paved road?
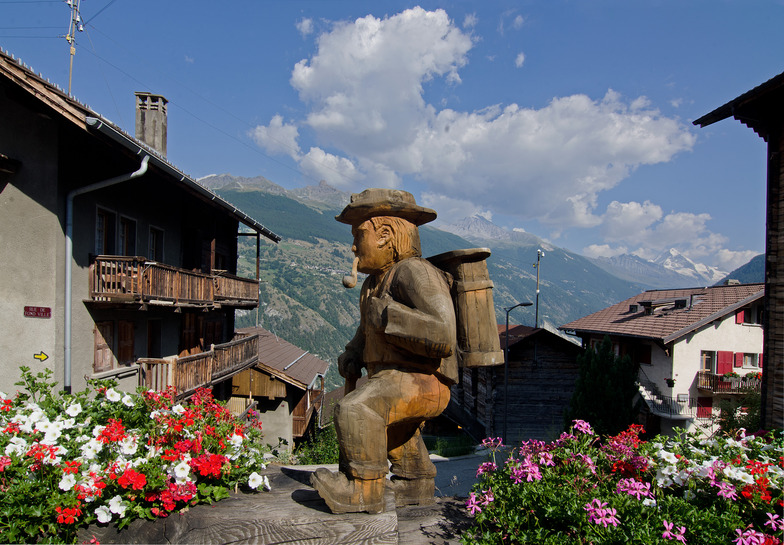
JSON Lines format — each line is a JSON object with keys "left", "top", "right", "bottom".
{"left": 432, "top": 451, "right": 488, "bottom": 499}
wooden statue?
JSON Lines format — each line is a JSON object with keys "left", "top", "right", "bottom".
{"left": 311, "top": 188, "right": 458, "bottom": 514}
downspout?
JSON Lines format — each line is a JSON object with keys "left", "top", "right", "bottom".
{"left": 63, "top": 154, "right": 149, "bottom": 393}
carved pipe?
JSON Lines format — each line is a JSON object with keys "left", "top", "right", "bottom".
{"left": 343, "top": 256, "right": 359, "bottom": 288}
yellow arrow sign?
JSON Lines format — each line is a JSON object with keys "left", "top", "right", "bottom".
{"left": 34, "top": 352, "right": 48, "bottom": 362}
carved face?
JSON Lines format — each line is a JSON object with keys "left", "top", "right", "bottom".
{"left": 351, "top": 220, "right": 394, "bottom": 275}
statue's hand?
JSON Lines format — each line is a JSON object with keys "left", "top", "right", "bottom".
{"left": 366, "top": 294, "right": 392, "bottom": 330}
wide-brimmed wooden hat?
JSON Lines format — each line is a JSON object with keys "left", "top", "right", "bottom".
{"left": 335, "top": 188, "right": 437, "bottom": 226}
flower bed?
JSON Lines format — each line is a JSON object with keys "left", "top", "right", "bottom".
{"left": 0, "top": 367, "right": 271, "bottom": 544}
{"left": 463, "top": 421, "right": 784, "bottom": 544}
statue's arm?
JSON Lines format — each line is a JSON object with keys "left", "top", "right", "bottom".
{"left": 371, "top": 261, "right": 455, "bottom": 359}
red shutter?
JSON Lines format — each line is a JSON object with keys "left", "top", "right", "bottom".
{"left": 717, "top": 351, "right": 734, "bottom": 374}
{"left": 758, "top": 354, "right": 763, "bottom": 368}
{"left": 697, "top": 397, "right": 713, "bottom": 418}
{"left": 736, "top": 310, "right": 744, "bottom": 324}
{"left": 734, "top": 352, "right": 743, "bottom": 368}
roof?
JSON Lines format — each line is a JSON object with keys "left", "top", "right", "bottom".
{"left": 693, "top": 70, "right": 784, "bottom": 142}
{"left": 560, "top": 283, "right": 764, "bottom": 344}
{"left": 237, "top": 326, "right": 329, "bottom": 390}
{"left": 498, "top": 323, "right": 582, "bottom": 349}
{"left": 0, "top": 48, "right": 280, "bottom": 243}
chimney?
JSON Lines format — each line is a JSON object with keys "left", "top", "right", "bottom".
{"left": 135, "top": 92, "right": 168, "bottom": 156}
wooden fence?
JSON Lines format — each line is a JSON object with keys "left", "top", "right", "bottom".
{"left": 138, "top": 334, "right": 259, "bottom": 399}
{"left": 90, "top": 256, "right": 257, "bottom": 306}
{"left": 697, "top": 371, "right": 762, "bottom": 394}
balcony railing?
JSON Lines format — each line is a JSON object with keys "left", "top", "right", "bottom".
{"left": 697, "top": 371, "right": 762, "bottom": 394}
{"left": 138, "top": 334, "right": 259, "bottom": 400}
{"left": 89, "top": 256, "right": 258, "bottom": 307}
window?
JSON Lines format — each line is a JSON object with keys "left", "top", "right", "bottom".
{"left": 119, "top": 217, "right": 137, "bottom": 255}
{"left": 637, "top": 344, "right": 652, "bottom": 365}
{"left": 736, "top": 306, "right": 763, "bottom": 325}
{"left": 95, "top": 208, "right": 116, "bottom": 255}
{"left": 149, "top": 227, "right": 164, "bottom": 261}
{"left": 700, "top": 351, "right": 716, "bottom": 373}
{"left": 94, "top": 321, "right": 115, "bottom": 373}
{"left": 743, "top": 353, "right": 760, "bottom": 368}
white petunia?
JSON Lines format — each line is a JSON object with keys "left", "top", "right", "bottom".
{"left": 642, "top": 498, "right": 657, "bottom": 507}
{"left": 121, "top": 394, "right": 135, "bottom": 407}
{"left": 59, "top": 474, "right": 77, "bottom": 491}
{"left": 41, "top": 429, "right": 62, "bottom": 445}
{"left": 105, "top": 388, "right": 122, "bottom": 402}
{"left": 248, "top": 472, "right": 264, "bottom": 489}
{"left": 658, "top": 450, "right": 678, "bottom": 464}
{"left": 171, "top": 404, "right": 185, "bottom": 415}
{"left": 120, "top": 436, "right": 138, "bottom": 456}
{"left": 174, "top": 460, "right": 190, "bottom": 480}
{"left": 95, "top": 505, "right": 112, "bottom": 524}
{"left": 65, "top": 403, "right": 82, "bottom": 417}
{"left": 229, "top": 434, "right": 243, "bottom": 448}
{"left": 108, "top": 495, "right": 127, "bottom": 517}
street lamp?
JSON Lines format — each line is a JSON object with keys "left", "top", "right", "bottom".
{"left": 533, "top": 249, "right": 544, "bottom": 328}
{"left": 503, "top": 301, "right": 532, "bottom": 445}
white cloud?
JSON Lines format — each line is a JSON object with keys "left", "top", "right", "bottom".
{"left": 515, "top": 52, "right": 525, "bottom": 68}
{"left": 184, "top": 55, "right": 195, "bottom": 64}
{"left": 463, "top": 13, "right": 478, "bottom": 28}
{"left": 249, "top": 115, "right": 301, "bottom": 159}
{"left": 420, "top": 193, "right": 490, "bottom": 224}
{"left": 255, "top": 7, "right": 696, "bottom": 235}
{"left": 296, "top": 18, "right": 314, "bottom": 37}
{"left": 583, "top": 244, "right": 629, "bottom": 259}
{"left": 715, "top": 249, "right": 760, "bottom": 271}
{"left": 299, "top": 147, "right": 362, "bottom": 188}
{"left": 512, "top": 15, "right": 524, "bottom": 29}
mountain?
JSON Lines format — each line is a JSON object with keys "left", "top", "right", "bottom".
{"left": 589, "top": 249, "right": 728, "bottom": 289}
{"left": 716, "top": 253, "right": 765, "bottom": 285}
{"left": 653, "top": 248, "right": 727, "bottom": 286}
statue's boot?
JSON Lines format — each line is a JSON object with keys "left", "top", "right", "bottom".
{"left": 310, "top": 468, "right": 385, "bottom": 514}
{"left": 386, "top": 476, "right": 435, "bottom": 507}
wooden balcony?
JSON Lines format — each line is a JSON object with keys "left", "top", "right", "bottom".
{"left": 89, "top": 255, "right": 258, "bottom": 308}
{"left": 697, "top": 371, "right": 762, "bottom": 394}
{"left": 138, "top": 334, "right": 259, "bottom": 400}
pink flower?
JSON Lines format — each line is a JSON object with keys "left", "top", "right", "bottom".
{"left": 616, "top": 478, "right": 652, "bottom": 500}
{"left": 733, "top": 528, "right": 766, "bottom": 545}
{"left": 476, "top": 462, "right": 497, "bottom": 478}
{"left": 662, "top": 520, "right": 687, "bottom": 543}
{"left": 584, "top": 499, "right": 619, "bottom": 528}
{"left": 573, "top": 420, "right": 594, "bottom": 435}
{"left": 481, "top": 437, "right": 504, "bottom": 450}
{"left": 480, "top": 489, "right": 494, "bottom": 506}
{"left": 466, "top": 492, "right": 482, "bottom": 515}
{"left": 717, "top": 481, "right": 738, "bottom": 501}
{"left": 765, "top": 513, "right": 783, "bottom": 532}
{"left": 0, "top": 456, "right": 11, "bottom": 472}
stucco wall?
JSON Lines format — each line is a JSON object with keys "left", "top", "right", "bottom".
{"left": 0, "top": 95, "right": 63, "bottom": 394}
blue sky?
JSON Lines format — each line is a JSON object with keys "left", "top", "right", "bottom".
{"left": 3, "top": 1, "right": 782, "bottom": 271}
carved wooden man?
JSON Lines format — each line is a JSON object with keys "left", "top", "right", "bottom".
{"left": 311, "top": 188, "right": 457, "bottom": 514}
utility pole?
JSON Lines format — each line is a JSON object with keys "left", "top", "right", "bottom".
{"left": 533, "top": 249, "right": 544, "bottom": 328}
{"left": 65, "top": 0, "right": 83, "bottom": 95}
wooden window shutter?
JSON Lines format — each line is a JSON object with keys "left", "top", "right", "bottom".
{"left": 759, "top": 354, "right": 763, "bottom": 368}
{"left": 696, "top": 396, "right": 712, "bottom": 418}
{"left": 118, "top": 321, "right": 135, "bottom": 365}
{"left": 717, "top": 351, "right": 734, "bottom": 374}
{"left": 736, "top": 310, "right": 745, "bottom": 324}
{"left": 94, "top": 322, "right": 115, "bottom": 373}
{"left": 734, "top": 352, "right": 743, "bottom": 368}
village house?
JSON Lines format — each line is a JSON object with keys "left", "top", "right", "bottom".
{"left": 233, "top": 326, "right": 328, "bottom": 447}
{"left": 560, "top": 283, "right": 764, "bottom": 436}
{"left": 0, "top": 48, "right": 281, "bottom": 400}
{"left": 447, "top": 325, "right": 582, "bottom": 444}
{"left": 693, "top": 71, "right": 784, "bottom": 431}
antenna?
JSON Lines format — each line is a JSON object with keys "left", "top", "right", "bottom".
{"left": 533, "top": 249, "right": 544, "bottom": 328}
{"left": 65, "top": 0, "right": 84, "bottom": 95}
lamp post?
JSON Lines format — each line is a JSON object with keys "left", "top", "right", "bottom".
{"left": 533, "top": 249, "right": 544, "bottom": 328}
{"left": 503, "top": 301, "right": 532, "bottom": 444}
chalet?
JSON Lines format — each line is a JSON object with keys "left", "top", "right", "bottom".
{"left": 450, "top": 325, "right": 582, "bottom": 444}
{"left": 560, "top": 283, "right": 764, "bottom": 436}
{"left": 0, "top": 48, "right": 280, "bottom": 399}
{"left": 233, "top": 327, "right": 328, "bottom": 447}
{"left": 693, "top": 72, "right": 784, "bottom": 430}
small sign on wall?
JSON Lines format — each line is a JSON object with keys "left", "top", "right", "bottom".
{"left": 24, "top": 306, "right": 51, "bottom": 318}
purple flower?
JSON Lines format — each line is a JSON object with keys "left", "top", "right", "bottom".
{"left": 480, "top": 489, "right": 494, "bottom": 506}
{"left": 476, "top": 461, "right": 497, "bottom": 478}
{"left": 662, "top": 520, "right": 687, "bottom": 543}
{"left": 765, "top": 512, "right": 783, "bottom": 532}
{"left": 573, "top": 420, "right": 594, "bottom": 435}
{"left": 733, "top": 528, "right": 766, "bottom": 545}
{"left": 716, "top": 481, "right": 738, "bottom": 501}
{"left": 538, "top": 451, "right": 555, "bottom": 467}
{"left": 584, "top": 499, "right": 619, "bottom": 528}
{"left": 481, "top": 437, "right": 504, "bottom": 450}
{"left": 510, "top": 455, "right": 542, "bottom": 484}
{"left": 466, "top": 492, "right": 482, "bottom": 515}
{"left": 616, "top": 477, "right": 652, "bottom": 500}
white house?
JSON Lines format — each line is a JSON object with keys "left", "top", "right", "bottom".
{"left": 561, "top": 283, "right": 764, "bottom": 436}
